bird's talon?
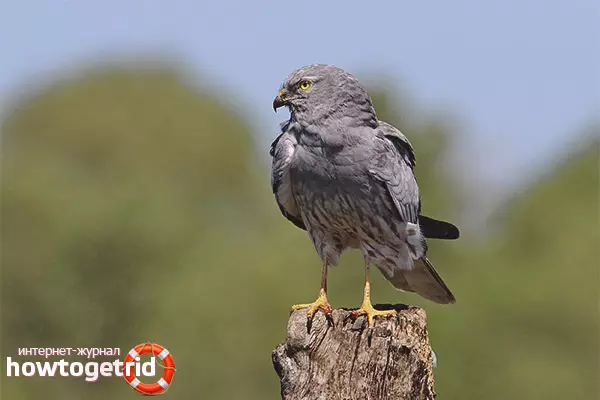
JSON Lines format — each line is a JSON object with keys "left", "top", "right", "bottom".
{"left": 291, "top": 290, "right": 332, "bottom": 321}
{"left": 352, "top": 303, "right": 397, "bottom": 328}
{"left": 325, "top": 313, "right": 333, "bottom": 326}
{"left": 367, "top": 327, "right": 373, "bottom": 343}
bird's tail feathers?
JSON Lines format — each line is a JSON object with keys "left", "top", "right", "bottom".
{"left": 419, "top": 215, "right": 460, "bottom": 240}
{"left": 378, "top": 257, "right": 456, "bottom": 304}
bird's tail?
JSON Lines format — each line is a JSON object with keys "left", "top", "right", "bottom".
{"left": 380, "top": 257, "right": 456, "bottom": 304}
{"left": 418, "top": 215, "right": 460, "bottom": 240}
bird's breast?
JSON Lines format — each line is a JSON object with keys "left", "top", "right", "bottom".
{"left": 291, "top": 145, "right": 367, "bottom": 192}
{"left": 290, "top": 145, "right": 386, "bottom": 228}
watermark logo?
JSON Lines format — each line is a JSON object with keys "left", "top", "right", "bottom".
{"left": 123, "top": 343, "right": 176, "bottom": 395}
{"left": 5, "top": 343, "right": 176, "bottom": 395}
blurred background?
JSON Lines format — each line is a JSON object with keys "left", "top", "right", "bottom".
{"left": 1, "top": 1, "right": 598, "bottom": 399}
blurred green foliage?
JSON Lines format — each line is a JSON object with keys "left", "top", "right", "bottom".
{"left": 1, "top": 63, "right": 598, "bottom": 399}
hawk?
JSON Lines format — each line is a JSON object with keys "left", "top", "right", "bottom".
{"left": 271, "top": 64, "right": 459, "bottom": 326}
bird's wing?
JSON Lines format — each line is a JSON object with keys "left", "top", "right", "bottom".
{"left": 377, "top": 121, "right": 416, "bottom": 169}
{"left": 378, "top": 121, "right": 460, "bottom": 240}
{"left": 369, "top": 122, "right": 455, "bottom": 304}
{"left": 270, "top": 132, "right": 306, "bottom": 230}
{"left": 368, "top": 123, "right": 421, "bottom": 225}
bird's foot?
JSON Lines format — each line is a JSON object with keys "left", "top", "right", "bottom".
{"left": 291, "top": 289, "right": 332, "bottom": 323}
{"left": 352, "top": 302, "right": 397, "bottom": 328}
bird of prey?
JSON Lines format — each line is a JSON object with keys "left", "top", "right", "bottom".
{"left": 270, "top": 64, "right": 459, "bottom": 326}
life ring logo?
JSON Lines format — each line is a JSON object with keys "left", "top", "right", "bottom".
{"left": 122, "top": 343, "right": 176, "bottom": 395}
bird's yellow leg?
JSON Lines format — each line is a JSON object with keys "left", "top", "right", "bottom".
{"left": 353, "top": 262, "right": 396, "bottom": 326}
{"left": 292, "top": 260, "right": 332, "bottom": 319}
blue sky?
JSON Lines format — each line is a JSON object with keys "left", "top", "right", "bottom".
{"left": 1, "top": 0, "right": 598, "bottom": 196}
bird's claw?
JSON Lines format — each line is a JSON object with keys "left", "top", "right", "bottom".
{"left": 367, "top": 327, "right": 373, "bottom": 344}
{"left": 352, "top": 303, "right": 397, "bottom": 328}
{"left": 291, "top": 289, "right": 332, "bottom": 330}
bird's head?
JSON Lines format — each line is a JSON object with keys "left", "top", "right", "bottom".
{"left": 273, "top": 64, "right": 377, "bottom": 127}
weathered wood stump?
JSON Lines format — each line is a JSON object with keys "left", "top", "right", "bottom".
{"left": 272, "top": 305, "right": 435, "bottom": 400}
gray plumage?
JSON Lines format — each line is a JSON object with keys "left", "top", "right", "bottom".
{"left": 270, "top": 64, "right": 456, "bottom": 304}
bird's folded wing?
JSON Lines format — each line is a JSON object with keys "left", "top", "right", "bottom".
{"left": 377, "top": 121, "right": 416, "bottom": 169}
{"left": 270, "top": 133, "right": 306, "bottom": 230}
{"left": 368, "top": 125, "right": 421, "bottom": 225}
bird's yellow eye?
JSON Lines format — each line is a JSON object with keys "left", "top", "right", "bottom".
{"left": 299, "top": 81, "right": 311, "bottom": 90}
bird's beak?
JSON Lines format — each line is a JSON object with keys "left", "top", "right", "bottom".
{"left": 273, "top": 89, "right": 287, "bottom": 112}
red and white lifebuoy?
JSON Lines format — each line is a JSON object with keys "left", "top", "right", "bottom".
{"left": 123, "top": 343, "right": 176, "bottom": 395}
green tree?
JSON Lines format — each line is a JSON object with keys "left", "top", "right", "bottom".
{"left": 434, "top": 139, "right": 599, "bottom": 399}
{"left": 1, "top": 64, "right": 287, "bottom": 399}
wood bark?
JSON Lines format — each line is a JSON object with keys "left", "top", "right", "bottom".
{"left": 272, "top": 305, "right": 436, "bottom": 400}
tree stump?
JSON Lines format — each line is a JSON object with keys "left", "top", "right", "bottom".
{"left": 272, "top": 305, "right": 435, "bottom": 400}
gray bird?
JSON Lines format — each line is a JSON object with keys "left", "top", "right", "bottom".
{"left": 270, "top": 64, "right": 458, "bottom": 326}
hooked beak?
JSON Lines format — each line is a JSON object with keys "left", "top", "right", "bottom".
{"left": 272, "top": 89, "right": 288, "bottom": 112}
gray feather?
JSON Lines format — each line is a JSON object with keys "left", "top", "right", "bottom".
{"left": 270, "top": 132, "right": 305, "bottom": 230}
{"left": 378, "top": 121, "right": 416, "bottom": 169}
{"left": 379, "top": 257, "right": 455, "bottom": 304}
{"left": 368, "top": 127, "right": 421, "bottom": 225}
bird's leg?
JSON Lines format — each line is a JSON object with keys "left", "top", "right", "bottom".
{"left": 352, "top": 260, "right": 396, "bottom": 327}
{"left": 292, "top": 259, "right": 332, "bottom": 321}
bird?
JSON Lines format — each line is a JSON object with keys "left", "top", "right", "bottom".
{"left": 270, "top": 64, "right": 459, "bottom": 327}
